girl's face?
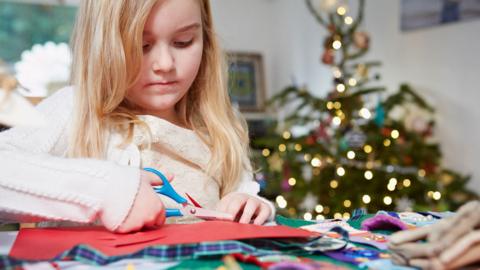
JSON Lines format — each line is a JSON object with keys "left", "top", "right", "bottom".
{"left": 127, "top": 0, "right": 203, "bottom": 124}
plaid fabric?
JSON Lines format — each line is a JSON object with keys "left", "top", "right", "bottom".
{"left": 350, "top": 208, "right": 367, "bottom": 221}
{"left": 0, "top": 240, "right": 280, "bottom": 269}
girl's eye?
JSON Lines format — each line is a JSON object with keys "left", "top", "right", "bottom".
{"left": 143, "top": 44, "right": 152, "bottom": 52}
{"left": 174, "top": 39, "right": 193, "bottom": 48}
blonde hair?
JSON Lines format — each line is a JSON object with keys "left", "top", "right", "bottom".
{"left": 69, "top": 0, "right": 251, "bottom": 196}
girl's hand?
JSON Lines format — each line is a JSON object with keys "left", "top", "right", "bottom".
{"left": 115, "top": 170, "right": 174, "bottom": 233}
{"left": 216, "top": 193, "right": 271, "bottom": 225}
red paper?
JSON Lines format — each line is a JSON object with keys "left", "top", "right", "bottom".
{"left": 9, "top": 221, "right": 316, "bottom": 260}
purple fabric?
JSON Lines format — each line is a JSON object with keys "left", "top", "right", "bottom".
{"left": 361, "top": 214, "right": 408, "bottom": 231}
{"left": 323, "top": 247, "right": 388, "bottom": 265}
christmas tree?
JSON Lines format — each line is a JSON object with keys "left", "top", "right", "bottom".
{"left": 252, "top": 0, "right": 477, "bottom": 220}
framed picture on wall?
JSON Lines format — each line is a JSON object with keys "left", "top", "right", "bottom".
{"left": 227, "top": 52, "right": 266, "bottom": 112}
{"left": 401, "top": 0, "right": 480, "bottom": 31}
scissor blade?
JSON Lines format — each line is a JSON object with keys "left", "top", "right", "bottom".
{"left": 181, "top": 206, "right": 234, "bottom": 221}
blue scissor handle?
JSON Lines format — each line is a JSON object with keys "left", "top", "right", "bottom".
{"left": 165, "top": 209, "right": 183, "bottom": 217}
{"left": 143, "top": 167, "right": 188, "bottom": 218}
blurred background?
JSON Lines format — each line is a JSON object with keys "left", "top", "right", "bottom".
{"left": 1, "top": 0, "right": 479, "bottom": 220}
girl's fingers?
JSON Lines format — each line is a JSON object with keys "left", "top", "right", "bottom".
{"left": 226, "top": 197, "right": 246, "bottom": 221}
{"left": 239, "top": 198, "right": 258, "bottom": 224}
{"left": 254, "top": 203, "right": 271, "bottom": 225}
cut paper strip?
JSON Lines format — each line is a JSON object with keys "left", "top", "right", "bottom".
{"left": 301, "top": 220, "right": 369, "bottom": 237}
{"left": 10, "top": 221, "right": 317, "bottom": 260}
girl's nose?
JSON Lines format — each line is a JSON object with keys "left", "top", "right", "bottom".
{"left": 152, "top": 46, "right": 174, "bottom": 72}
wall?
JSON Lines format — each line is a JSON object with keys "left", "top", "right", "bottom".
{"left": 211, "top": 0, "right": 480, "bottom": 192}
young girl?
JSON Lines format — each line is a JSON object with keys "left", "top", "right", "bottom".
{"left": 0, "top": 0, "right": 273, "bottom": 233}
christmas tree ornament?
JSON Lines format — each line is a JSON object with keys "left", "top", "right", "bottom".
{"left": 344, "top": 129, "right": 366, "bottom": 148}
{"left": 374, "top": 102, "right": 386, "bottom": 127}
{"left": 388, "top": 105, "right": 406, "bottom": 121}
{"left": 267, "top": 153, "right": 284, "bottom": 172}
{"left": 281, "top": 178, "right": 292, "bottom": 192}
{"left": 312, "top": 0, "right": 339, "bottom": 13}
{"left": 300, "top": 193, "right": 318, "bottom": 212}
{"left": 302, "top": 165, "right": 313, "bottom": 182}
{"left": 356, "top": 64, "right": 369, "bottom": 78}
{"left": 321, "top": 49, "right": 335, "bottom": 65}
{"left": 353, "top": 32, "right": 370, "bottom": 50}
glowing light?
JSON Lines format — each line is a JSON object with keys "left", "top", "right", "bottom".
{"left": 333, "top": 102, "right": 342, "bottom": 109}
{"left": 383, "top": 196, "right": 393, "bottom": 205}
{"left": 362, "top": 195, "right": 371, "bottom": 204}
{"left": 359, "top": 108, "right": 371, "bottom": 119}
{"left": 294, "top": 144, "right": 302, "bottom": 151}
{"left": 311, "top": 157, "right": 322, "bottom": 167}
{"left": 304, "top": 154, "right": 312, "bottom": 162}
{"left": 428, "top": 191, "right": 434, "bottom": 198}
{"left": 344, "top": 16, "right": 353, "bottom": 25}
{"left": 383, "top": 139, "right": 391, "bottom": 147}
{"left": 389, "top": 178, "right": 398, "bottom": 186}
{"left": 330, "top": 180, "right": 339, "bottom": 189}
{"left": 337, "top": 6, "right": 347, "bottom": 15}
{"left": 391, "top": 130, "right": 400, "bottom": 139}
{"left": 387, "top": 183, "right": 396, "bottom": 191}
{"left": 316, "top": 215, "right": 325, "bottom": 221}
{"left": 334, "top": 213, "right": 343, "bottom": 219}
{"left": 262, "top": 148, "right": 270, "bottom": 157}
{"left": 418, "top": 169, "right": 426, "bottom": 177}
{"left": 403, "top": 179, "right": 411, "bottom": 187}
{"left": 364, "top": 170, "right": 373, "bottom": 180}
{"left": 336, "top": 83, "right": 346, "bottom": 92}
{"left": 433, "top": 191, "right": 442, "bottom": 200}
{"left": 343, "top": 212, "right": 351, "bottom": 219}
{"left": 348, "top": 78, "right": 357, "bottom": 86}
{"left": 288, "top": 177, "right": 296, "bottom": 186}
{"left": 326, "top": 101, "right": 334, "bottom": 110}
{"left": 315, "top": 204, "right": 324, "bottom": 213}
{"left": 364, "top": 145, "right": 373, "bottom": 153}
{"left": 283, "top": 131, "right": 291, "bottom": 139}
{"left": 332, "top": 116, "right": 341, "bottom": 126}
{"left": 347, "top": 151, "right": 356, "bottom": 159}
{"left": 304, "top": 213, "right": 312, "bottom": 221}
{"left": 336, "top": 110, "right": 345, "bottom": 118}
{"left": 333, "top": 68, "right": 342, "bottom": 78}
{"left": 276, "top": 195, "right": 287, "bottom": 208}
{"left": 278, "top": 144, "right": 287, "bottom": 152}
{"left": 332, "top": 40, "right": 342, "bottom": 50}
{"left": 336, "top": 167, "right": 345, "bottom": 176}
{"left": 344, "top": 200, "right": 352, "bottom": 208}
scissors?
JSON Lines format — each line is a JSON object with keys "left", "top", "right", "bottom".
{"left": 143, "top": 167, "right": 234, "bottom": 221}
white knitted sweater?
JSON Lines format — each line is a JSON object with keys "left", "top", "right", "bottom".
{"left": 0, "top": 87, "right": 274, "bottom": 231}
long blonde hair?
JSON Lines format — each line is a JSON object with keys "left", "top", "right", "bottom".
{"left": 69, "top": 0, "right": 251, "bottom": 196}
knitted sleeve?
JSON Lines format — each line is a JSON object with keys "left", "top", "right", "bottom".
{"left": 0, "top": 87, "right": 140, "bottom": 231}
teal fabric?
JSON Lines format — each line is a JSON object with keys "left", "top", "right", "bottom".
{"left": 275, "top": 215, "right": 316, "bottom": 228}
